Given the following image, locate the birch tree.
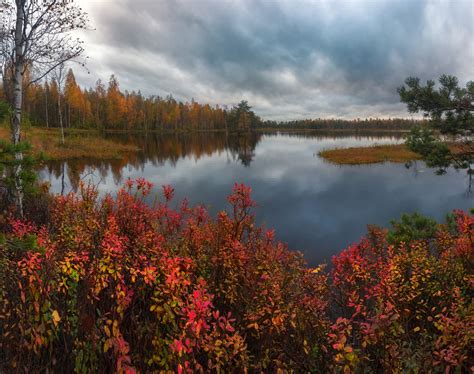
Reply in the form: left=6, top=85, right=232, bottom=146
left=0, top=0, right=88, bottom=214
left=52, top=63, right=66, bottom=144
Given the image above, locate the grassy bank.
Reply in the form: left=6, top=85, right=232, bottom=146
left=319, top=144, right=421, bottom=164
left=0, top=126, right=139, bottom=160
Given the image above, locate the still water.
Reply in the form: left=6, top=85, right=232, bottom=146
left=39, top=132, right=472, bottom=266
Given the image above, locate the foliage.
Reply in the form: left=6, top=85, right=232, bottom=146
left=399, top=75, right=474, bottom=174
left=0, top=180, right=329, bottom=372
left=399, top=76, right=473, bottom=135
left=0, top=180, right=472, bottom=372
left=387, top=212, right=438, bottom=245
left=13, top=69, right=258, bottom=132
left=330, top=211, right=473, bottom=372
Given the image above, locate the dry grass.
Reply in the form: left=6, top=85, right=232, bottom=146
left=318, top=144, right=422, bottom=165
left=0, top=126, right=139, bottom=160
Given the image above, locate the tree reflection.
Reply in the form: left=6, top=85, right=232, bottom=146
left=43, top=131, right=264, bottom=191
left=43, top=131, right=411, bottom=192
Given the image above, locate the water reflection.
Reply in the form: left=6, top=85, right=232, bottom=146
left=40, top=131, right=471, bottom=266
left=42, top=132, right=265, bottom=190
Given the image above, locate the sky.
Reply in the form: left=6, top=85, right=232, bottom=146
left=75, top=0, right=474, bottom=120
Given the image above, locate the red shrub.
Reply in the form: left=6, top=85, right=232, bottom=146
left=330, top=212, right=473, bottom=372
left=0, top=179, right=471, bottom=372
left=0, top=180, right=328, bottom=372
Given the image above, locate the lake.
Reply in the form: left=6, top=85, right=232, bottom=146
left=39, top=131, right=472, bottom=266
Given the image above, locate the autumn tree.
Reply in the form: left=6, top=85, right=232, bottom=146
left=8, top=67, right=264, bottom=135
left=398, top=75, right=473, bottom=175
left=106, top=75, right=126, bottom=129
left=64, top=68, right=82, bottom=127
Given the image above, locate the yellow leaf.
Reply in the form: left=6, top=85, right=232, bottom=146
left=413, top=326, right=420, bottom=332
left=246, top=322, right=259, bottom=330
left=51, top=310, right=60, bottom=327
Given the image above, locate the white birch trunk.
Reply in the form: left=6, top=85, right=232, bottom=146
left=45, top=82, right=49, bottom=128
left=58, top=88, right=65, bottom=145
left=11, top=0, right=25, bottom=216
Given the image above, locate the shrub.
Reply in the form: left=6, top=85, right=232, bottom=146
left=0, top=179, right=472, bottom=372
left=330, top=211, right=473, bottom=372
left=0, top=179, right=329, bottom=372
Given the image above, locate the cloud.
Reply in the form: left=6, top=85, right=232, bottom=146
left=75, top=0, right=474, bottom=120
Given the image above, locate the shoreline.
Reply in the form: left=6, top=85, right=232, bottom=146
left=1, top=125, right=412, bottom=162
left=102, top=127, right=411, bottom=134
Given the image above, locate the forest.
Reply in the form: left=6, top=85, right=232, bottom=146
left=261, top=117, right=423, bottom=131
left=1, top=68, right=420, bottom=133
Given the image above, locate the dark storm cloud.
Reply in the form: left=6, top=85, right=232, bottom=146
left=77, top=0, right=473, bottom=119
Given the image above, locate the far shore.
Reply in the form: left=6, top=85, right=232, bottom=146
left=101, top=127, right=411, bottom=134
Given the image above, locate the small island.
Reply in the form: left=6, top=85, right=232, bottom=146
left=319, top=144, right=420, bottom=164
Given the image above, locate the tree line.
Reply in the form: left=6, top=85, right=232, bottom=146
left=0, top=68, right=262, bottom=132
left=0, top=67, right=425, bottom=133
left=260, top=117, right=423, bottom=130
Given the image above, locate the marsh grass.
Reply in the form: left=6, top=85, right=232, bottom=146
left=318, top=144, right=421, bottom=164
left=0, top=126, right=138, bottom=160
left=319, top=143, right=466, bottom=165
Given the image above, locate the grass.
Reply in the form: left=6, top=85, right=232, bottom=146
left=318, top=144, right=422, bottom=165
left=0, top=126, right=139, bottom=160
